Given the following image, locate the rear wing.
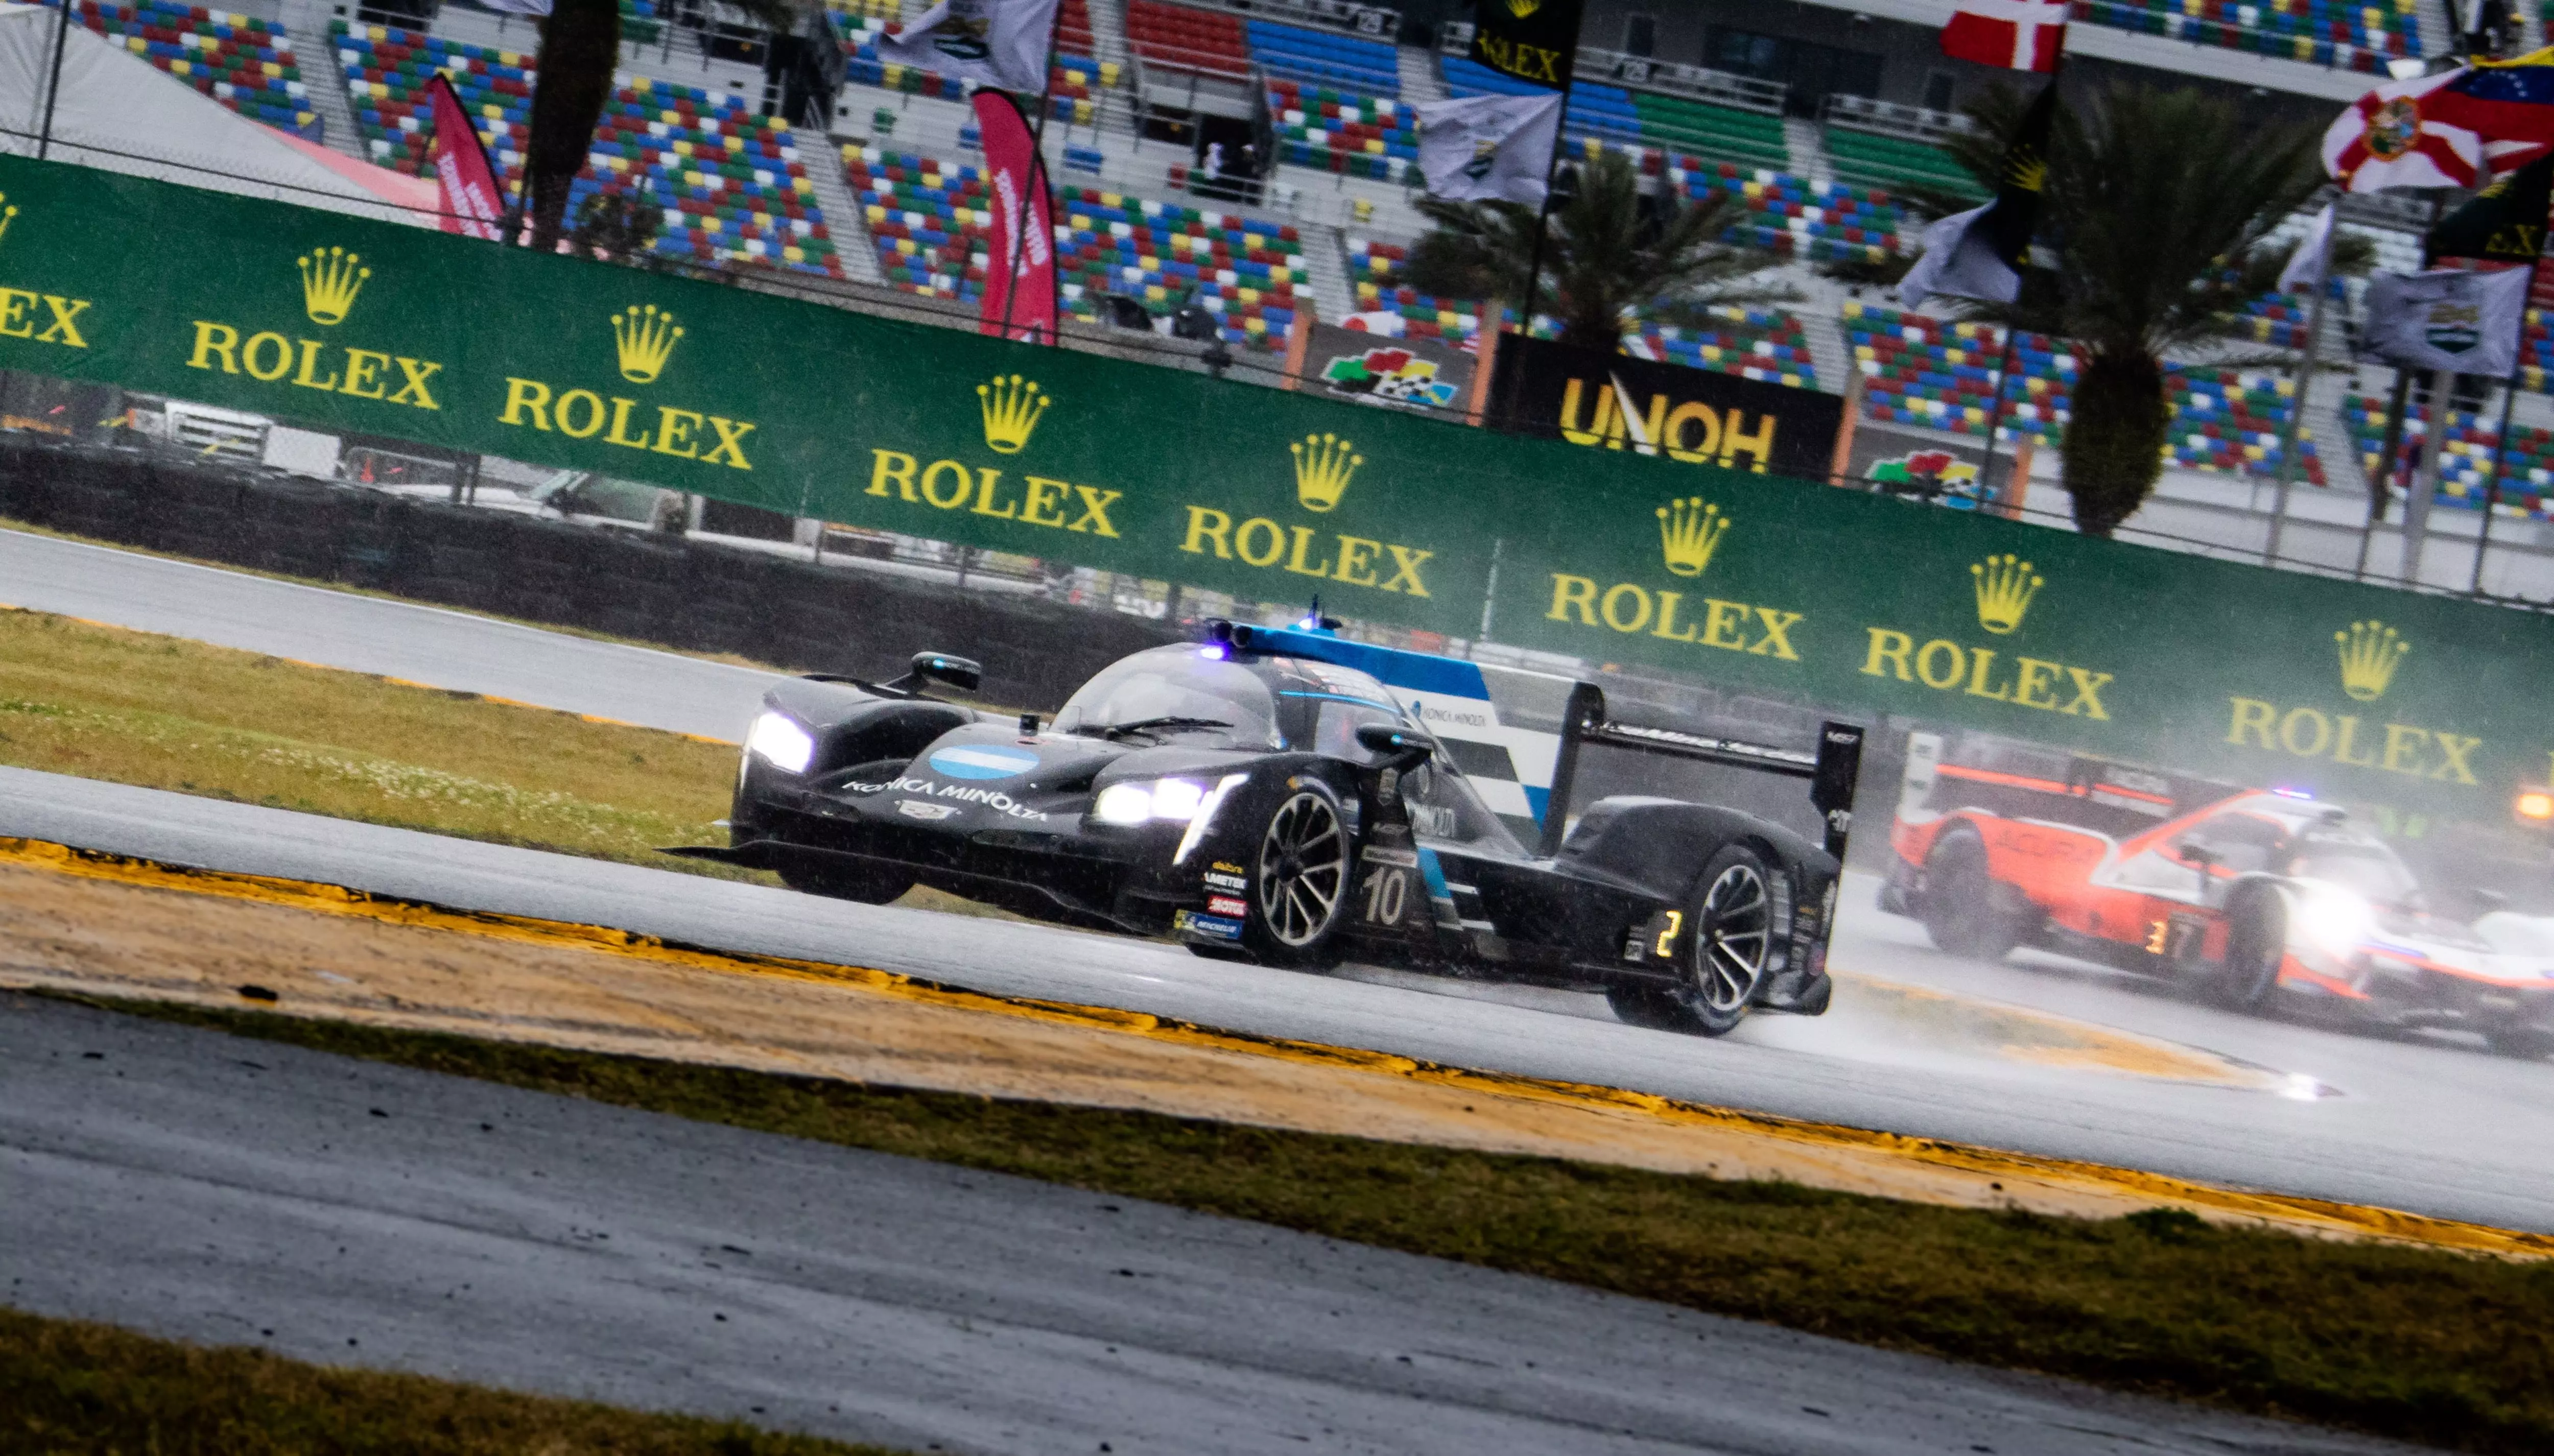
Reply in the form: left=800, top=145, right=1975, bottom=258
left=1218, top=621, right=1861, bottom=862
left=1545, top=681, right=1863, bottom=862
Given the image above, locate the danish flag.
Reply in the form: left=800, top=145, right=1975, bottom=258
left=1941, top=0, right=2069, bottom=73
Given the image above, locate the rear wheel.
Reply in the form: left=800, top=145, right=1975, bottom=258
left=779, top=860, right=914, bottom=906
left=1603, top=984, right=1675, bottom=1030
left=1920, top=830, right=2019, bottom=962
left=1651, top=844, right=1779, bottom=1038
left=1244, top=782, right=1351, bottom=969
left=2488, top=1027, right=2554, bottom=1061
left=2216, top=889, right=2288, bottom=1011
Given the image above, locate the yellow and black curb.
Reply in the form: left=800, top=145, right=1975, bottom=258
left=3, top=831, right=2547, bottom=1261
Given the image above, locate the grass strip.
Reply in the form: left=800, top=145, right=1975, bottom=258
left=88, top=994, right=2554, bottom=1456
left=0, top=607, right=752, bottom=877
left=0, top=1306, right=904, bottom=1455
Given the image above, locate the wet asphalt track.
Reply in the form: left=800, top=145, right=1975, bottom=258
left=1, top=528, right=2550, bottom=1228
left=0, top=992, right=2435, bottom=1456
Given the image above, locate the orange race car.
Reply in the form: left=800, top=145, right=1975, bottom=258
left=1879, top=732, right=2554, bottom=1056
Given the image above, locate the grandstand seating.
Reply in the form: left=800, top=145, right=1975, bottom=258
left=1126, top=0, right=1248, bottom=78
left=332, top=23, right=840, bottom=276
left=1636, top=312, right=1820, bottom=390
left=845, top=146, right=1304, bottom=349
left=1246, top=17, right=1396, bottom=92
left=1671, top=160, right=1903, bottom=264
left=1342, top=237, right=1480, bottom=343
left=56, top=0, right=317, bottom=140
left=1850, top=302, right=2323, bottom=483
left=1820, top=126, right=1982, bottom=203
left=1270, top=81, right=1414, bottom=181
left=2522, top=310, right=2554, bottom=392
left=2342, top=392, right=2554, bottom=518
left=2071, top=0, right=2415, bottom=73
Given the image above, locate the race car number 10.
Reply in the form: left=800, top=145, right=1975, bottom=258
left=1362, top=865, right=1411, bottom=926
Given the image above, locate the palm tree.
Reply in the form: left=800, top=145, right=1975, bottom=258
left=1940, top=84, right=2327, bottom=536
left=1403, top=151, right=1788, bottom=354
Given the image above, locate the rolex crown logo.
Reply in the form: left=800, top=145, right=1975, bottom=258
left=296, top=246, right=370, bottom=326
left=1656, top=496, right=1730, bottom=579
left=611, top=304, right=684, bottom=385
left=977, top=373, right=1050, bottom=455
left=1970, top=554, right=2043, bottom=635
left=1291, top=432, right=1362, bottom=512
left=1504, top=0, right=1542, bottom=15
left=0, top=194, right=17, bottom=251
left=2335, top=619, right=2408, bottom=702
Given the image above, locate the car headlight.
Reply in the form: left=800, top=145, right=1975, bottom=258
left=2293, top=886, right=2374, bottom=957
left=746, top=711, right=815, bottom=775
left=1094, top=777, right=1209, bottom=826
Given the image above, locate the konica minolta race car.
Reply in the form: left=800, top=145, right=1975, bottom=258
left=673, top=619, right=1864, bottom=1037
left=1882, top=731, right=2554, bottom=1056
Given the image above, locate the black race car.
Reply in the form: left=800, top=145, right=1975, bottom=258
left=672, top=620, right=1863, bottom=1036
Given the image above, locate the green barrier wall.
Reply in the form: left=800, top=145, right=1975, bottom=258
left=3, top=154, right=2547, bottom=828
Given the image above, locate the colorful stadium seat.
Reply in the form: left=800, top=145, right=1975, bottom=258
left=2343, top=392, right=2554, bottom=518
left=333, top=22, right=840, bottom=277
left=1851, top=302, right=2323, bottom=483
left=2070, top=0, right=2414, bottom=73
left=57, top=0, right=317, bottom=140
left=1269, top=82, right=1414, bottom=181
left=844, top=146, right=1305, bottom=349
left=1672, top=160, right=1904, bottom=264
left=1126, top=0, right=1248, bottom=78
left=1820, top=127, right=1982, bottom=203
left=1247, top=18, right=1398, bottom=93
left=1636, top=311, right=1822, bottom=391
left=830, top=0, right=1110, bottom=125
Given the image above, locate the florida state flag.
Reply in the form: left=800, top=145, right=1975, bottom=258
left=973, top=89, right=1058, bottom=343
left=425, top=75, right=507, bottom=241
left=1942, top=0, right=2067, bottom=73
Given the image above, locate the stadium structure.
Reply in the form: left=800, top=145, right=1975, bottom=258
left=6, top=0, right=2553, bottom=611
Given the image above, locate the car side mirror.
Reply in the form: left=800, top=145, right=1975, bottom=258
left=1356, top=722, right=1436, bottom=768
left=880, top=652, right=982, bottom=697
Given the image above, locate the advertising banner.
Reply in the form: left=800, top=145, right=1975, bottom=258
left=1842, top=419, right=2020, bottom=510
left=1297, top=323, right=1477, bottom=416
left=1489, top=334, right=1847, bottom=482
left=425, top=75, right=507, bottom=242
left=971, top=89, right=1059, bottom=344
left=1, top=152, right=2550, bottom=837
left=1466, top=0, right=1584, bottom=91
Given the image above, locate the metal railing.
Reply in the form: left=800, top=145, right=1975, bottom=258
left=1819, top=94, right=1980, bottom=146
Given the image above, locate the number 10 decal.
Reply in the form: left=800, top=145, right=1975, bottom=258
left=1362, top=864, right=1410, bottom=925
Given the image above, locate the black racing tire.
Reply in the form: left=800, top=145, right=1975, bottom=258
left=1603, top=983, right=1676, bottom=1030
left=779, top=860, right=915, bottom=906
left=1652, top=843, right=1781, bottom=1038
left=2216, top=888, right=2288, bottom=1011
left=1242, top=779, right=1352, bottom=970
left=1920, top=829, right=2020, bottom=962
left=2486, top=1027, right=2554, bottom=1061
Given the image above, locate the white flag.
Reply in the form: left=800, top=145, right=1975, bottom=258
left=1897, top=202, right=2023, bottom=312
left=876, top=0, right=1060, bottom=95
left=2359, top=267, right=2530, bottom=375
left=2277, top=203, right=2336, bottom=297
left=1415, top=92, right=1564, bottom=206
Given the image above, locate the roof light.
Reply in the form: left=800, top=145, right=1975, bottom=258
left=2270, top=786, right=2313, bottom=800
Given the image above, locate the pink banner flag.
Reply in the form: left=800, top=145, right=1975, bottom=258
left=973, top=89, right=1059, bottom=344
left=427, top=74, right=508, bottom=241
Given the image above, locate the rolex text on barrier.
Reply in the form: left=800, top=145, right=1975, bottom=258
left=1487, top=335, right=1847, bottom=483
left=0, top=152, right=2549, bottom=834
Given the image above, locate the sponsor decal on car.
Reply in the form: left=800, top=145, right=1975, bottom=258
left=927, top=745, right=1042, bottom=780
left=896, top=800, right=960, bottom=821
left=1202, top=870, right=1247, bottom=892
left=1207, top=894, right=1249, bottom=918
left=1173, top=909, right=1245, bottom=942
left=1212, top=861, right=1245, bottom=874
left=882, top=775, right=1051, bottom=822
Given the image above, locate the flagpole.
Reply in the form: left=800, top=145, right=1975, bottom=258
left=2263, top=259, right=2329, bottom=566
left=996, top=0, right=1068, bottom=345
left=2467, top=248, right=2547, bottom=594
left=1974, top=324, right=2023, bottom=504
left=2353, top=367, right=2411, bottom=580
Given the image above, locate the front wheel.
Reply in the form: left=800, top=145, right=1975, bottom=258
left=1920, top=829, right=2019, bottom=962
left=2216, top=889, right=2287, bottom=1011
left=1652, top=844, right=1780, bottom=1038
left=1243, top=781, right=1351, bottom=969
